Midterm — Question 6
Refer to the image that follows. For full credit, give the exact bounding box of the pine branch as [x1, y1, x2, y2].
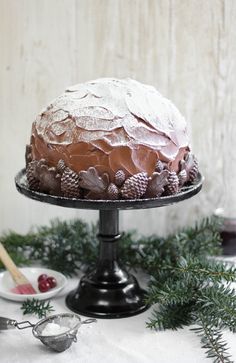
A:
[0, 232, 36, 268]
[176, 216, 223, 257]
[192, 314, 233, 363]
[134, 216, 223, 276]
[21, 299, 54, 319]
[31, 219, 99, 276]
[147, 302, 195, 331]
[146, 277, 197, 306]
[198, 284, 236, 332]
[174, 256, 236, 284]
[145, 254, 236, 311]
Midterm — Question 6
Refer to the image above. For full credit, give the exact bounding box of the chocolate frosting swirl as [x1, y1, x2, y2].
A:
[30, 78, 190, 179]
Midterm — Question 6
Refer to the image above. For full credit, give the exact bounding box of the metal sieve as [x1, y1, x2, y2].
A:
[0, 313, 96, 352]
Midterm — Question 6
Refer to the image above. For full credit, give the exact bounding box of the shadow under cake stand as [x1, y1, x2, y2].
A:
[15, 169, 203, 319]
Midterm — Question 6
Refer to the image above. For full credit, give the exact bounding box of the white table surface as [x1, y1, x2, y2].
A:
[0, 268, 236, 363]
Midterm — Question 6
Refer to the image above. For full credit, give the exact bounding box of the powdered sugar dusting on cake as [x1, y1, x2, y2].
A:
[35, 78, 188, 156]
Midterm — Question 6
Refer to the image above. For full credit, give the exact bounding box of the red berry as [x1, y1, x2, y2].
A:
[38, 280, 51, 293]
[47, 276, 57, 289]
[38, 274, 48, 283]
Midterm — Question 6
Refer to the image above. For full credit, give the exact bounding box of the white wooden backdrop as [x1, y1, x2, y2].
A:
[0, 0, 236, 237]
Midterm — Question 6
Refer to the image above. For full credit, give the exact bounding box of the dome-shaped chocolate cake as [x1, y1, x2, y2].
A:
[25, 78, 199, 200]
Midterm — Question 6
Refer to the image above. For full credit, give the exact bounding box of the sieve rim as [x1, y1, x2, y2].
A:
[32, 313, 81, 339]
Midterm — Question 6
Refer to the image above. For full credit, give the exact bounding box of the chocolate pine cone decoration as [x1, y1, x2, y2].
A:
[25, 153, 199, 199]
[57, 159, 66, 174]
[165, 171, 179, 195]
[114, 170, 126, 187]
[120, 172, 149, 199]
[61, 167, 80, 198]
[189, 159, 199, 182]
[178, 169, 188, 187]
[26, 161, 39, 191]
[107, 183, 119, 200]
[25, 145, 33, 167]
[182, 153, 199, 183]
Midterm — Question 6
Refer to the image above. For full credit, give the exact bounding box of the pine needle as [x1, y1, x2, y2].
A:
[21, 299, 54, 319]
[147, 303, 195, 331]
[192, 314, 233, 363]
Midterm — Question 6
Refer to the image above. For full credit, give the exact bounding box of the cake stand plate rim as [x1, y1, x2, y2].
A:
[15, 168, 203, 211]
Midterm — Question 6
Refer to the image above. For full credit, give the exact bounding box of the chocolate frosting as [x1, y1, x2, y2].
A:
[30, 78, 190, 179]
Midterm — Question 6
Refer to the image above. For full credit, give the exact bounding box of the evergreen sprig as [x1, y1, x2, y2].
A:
[174, 256, 236, 283]
[192, 315, 233, 363]
[31, 219, 98, 276]
[0, 231, 35, 267]
[21, 298, 54, 319]
[198, 285, 236, 332]
[146, 302, 195, 330]
[146, 277, 197, 306]
[1, 215, 235, 362]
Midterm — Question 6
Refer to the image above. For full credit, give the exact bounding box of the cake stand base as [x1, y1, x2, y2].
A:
[66, 275, 148, 319]
[66, 210, 148, 318]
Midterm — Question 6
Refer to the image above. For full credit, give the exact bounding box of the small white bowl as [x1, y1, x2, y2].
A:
[0, 267, 67, 301]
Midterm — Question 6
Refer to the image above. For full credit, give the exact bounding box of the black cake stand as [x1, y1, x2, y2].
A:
[15, 169, 203, 319]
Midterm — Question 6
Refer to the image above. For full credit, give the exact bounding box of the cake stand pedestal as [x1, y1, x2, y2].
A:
[15, 169, 203, 319]
[67, 209, 147, 318]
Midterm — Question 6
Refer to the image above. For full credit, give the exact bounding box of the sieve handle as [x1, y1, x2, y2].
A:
[0, 317, 17, 330]
[81, 318, 97, 324]
[16, 320, 35, 329]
